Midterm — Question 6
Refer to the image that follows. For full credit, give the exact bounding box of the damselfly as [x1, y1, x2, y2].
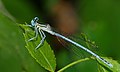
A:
[27, 17, 113, 68]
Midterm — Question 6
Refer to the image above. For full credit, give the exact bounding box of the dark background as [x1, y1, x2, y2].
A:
[0, 0, 120, 72]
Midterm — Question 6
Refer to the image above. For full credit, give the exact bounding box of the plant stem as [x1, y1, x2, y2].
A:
[57, 57, 90, 72]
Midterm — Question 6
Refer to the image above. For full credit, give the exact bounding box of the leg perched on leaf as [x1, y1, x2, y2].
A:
[35, 30, 46, 50]
[28, 26, 38, 41]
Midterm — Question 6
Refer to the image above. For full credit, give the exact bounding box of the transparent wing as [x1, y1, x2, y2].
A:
[56, 32, 98, 59]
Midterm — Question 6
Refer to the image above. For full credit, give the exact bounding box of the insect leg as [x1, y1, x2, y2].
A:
[26, 25, 33, 27]
[35, 30, 46, 50]
[28, 26, 38, 41]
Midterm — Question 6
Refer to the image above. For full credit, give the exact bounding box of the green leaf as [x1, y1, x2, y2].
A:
[0, 12, 47, 72]
[20, 24, 56, 72]
[0, 11, 23, 72]
[97, 57, 120, 72]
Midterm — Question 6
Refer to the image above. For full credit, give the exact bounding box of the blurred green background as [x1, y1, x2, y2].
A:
[0, 0, 120, 72]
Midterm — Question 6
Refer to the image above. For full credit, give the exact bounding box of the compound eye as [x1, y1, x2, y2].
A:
[31, 17, 39, 26]
[34, 17, 39, 22]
